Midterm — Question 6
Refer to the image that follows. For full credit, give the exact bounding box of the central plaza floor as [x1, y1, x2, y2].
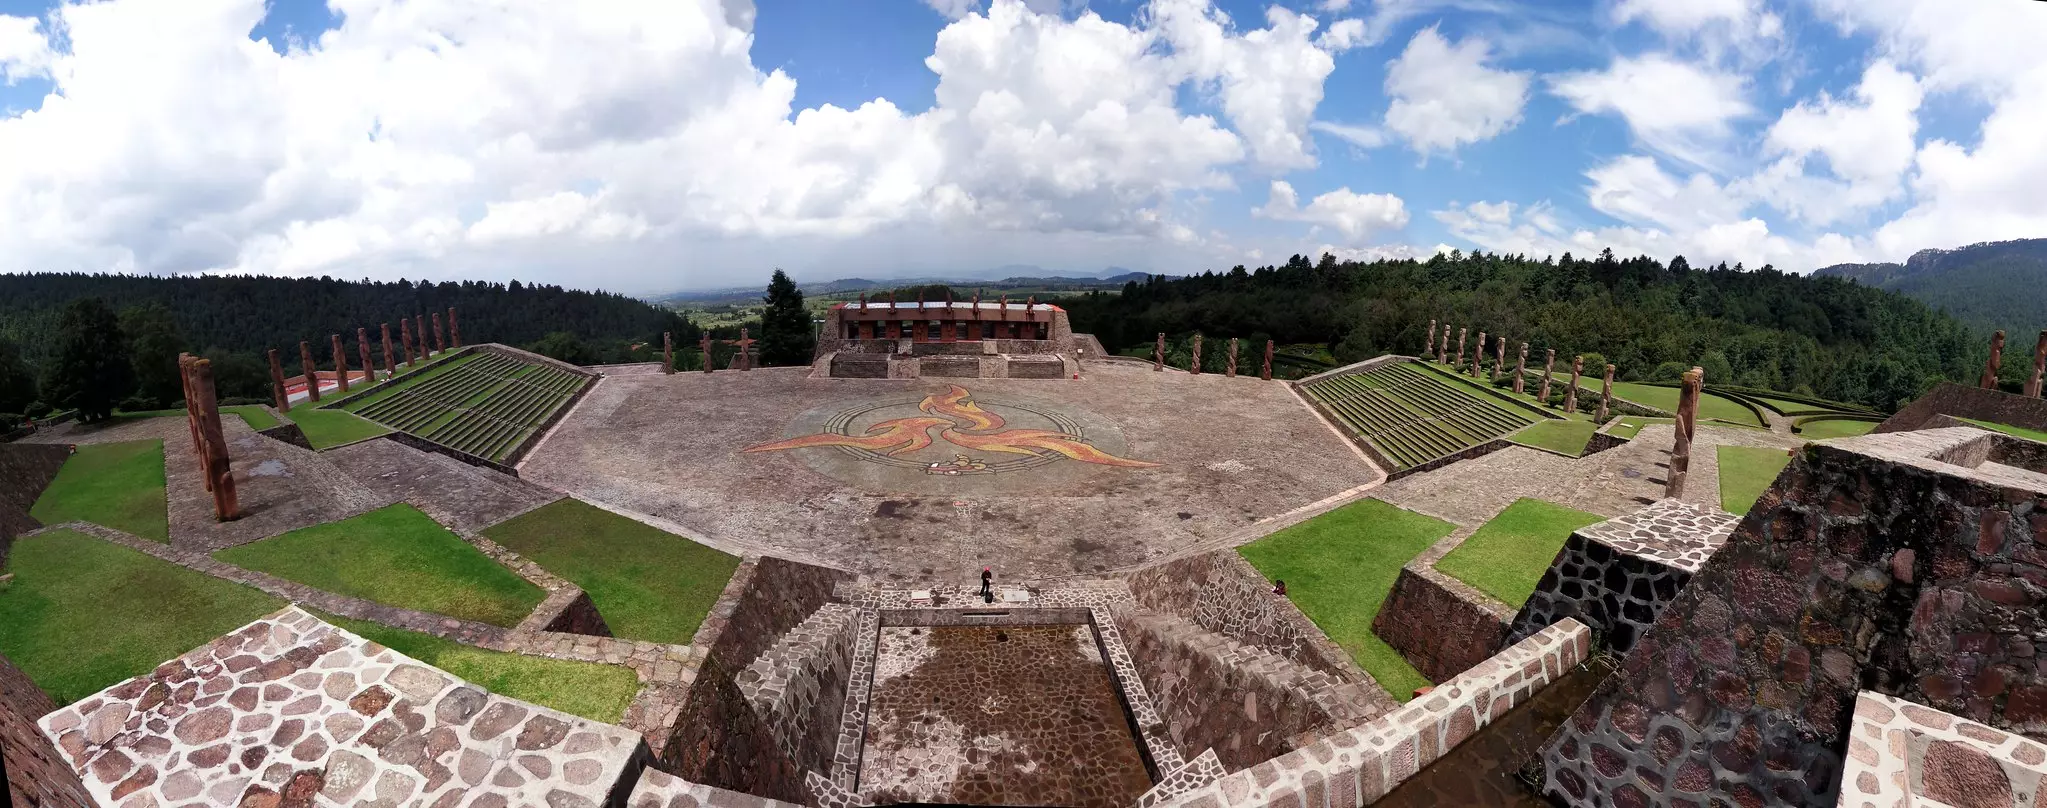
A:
[519, 363, 1382, 584]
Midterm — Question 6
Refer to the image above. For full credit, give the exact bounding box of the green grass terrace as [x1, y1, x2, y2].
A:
[1435, 499, 1605, 608]
[314, 612, 639, 722]
[30, 439, 169, 542]
[1237, 498, 1456, 701]
[483, 498, 741, 645]
[1717, 445, 1795, 516]
[1301, 360, 1541, 470]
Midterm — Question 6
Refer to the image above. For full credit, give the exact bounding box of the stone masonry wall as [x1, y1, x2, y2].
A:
[735, 603, 858, 777]
[1542, 429, 2047, 808]
[1839, 691, 2047, 807]
[1154, 619, 1593, 808]
[1127, 551, 1362, 680]
[1, 653, 94, 808]
[1507, 500, 1740, 655]
[1876, 381, 2047, 435]
[663, 555, 856, 802]
[1373, 563, 1513, 683]
[1113, 607, 1389, 772]
[0, 443, 69, 561]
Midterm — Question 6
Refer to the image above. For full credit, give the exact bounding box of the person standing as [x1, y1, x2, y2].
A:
[980, 568, 994, 603]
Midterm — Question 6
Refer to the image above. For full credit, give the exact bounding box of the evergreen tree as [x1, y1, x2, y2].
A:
[122, 302, 187, 408]
[530, 332, 597, 365]
[0, 337, 36, 414]
[758, 269, 815, 366]
[43, 298, 134, 422]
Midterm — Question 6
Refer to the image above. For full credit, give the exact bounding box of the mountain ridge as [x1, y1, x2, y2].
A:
[1814, 238, 2047, 331]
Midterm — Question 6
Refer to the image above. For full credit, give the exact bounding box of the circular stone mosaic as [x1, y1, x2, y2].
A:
[741, 385, 1155, 491]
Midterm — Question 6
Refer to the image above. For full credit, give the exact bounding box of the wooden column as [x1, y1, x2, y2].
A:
[331, 334, 350, 394]
[1227, 338, 1239, 378]
[1154, 333, 1165, 372]
[729, 328, 756, 371]
[1494, 338, 1508, 380]
[663, 332, 674, 375]
[1262, 340, 1275, 381]
[1473, 333, 1487, 378]
[400, 318, 416, 367]
[356, 328, 375, 385]
[1597, 364, 1615, 421]
[448, 307, 461, 347]
[183, 356, 239, 521]
[381, 323, 396, 376]
[1983, 330, 2006, 388]
[1190, 334, 1203, 375]
[700, 334, 715, 374]
[1666, 367, 1703, 499]
[1513, 343, 1528, 394]
[178, 352, 206, 487]
[1437, 324, 1450, 364]
[299, 341, 321, 403]
[1424, 319, 1437, 356]
[416, 315, 430, 359]
[1538, 349, 1556, 404]
[1563, 355, 1583, 414]
[432, 313, 446, 353]
[1455, 328, 1467, 368]
[267, 348, 290, 413]
[2029, 331, 2047, 398]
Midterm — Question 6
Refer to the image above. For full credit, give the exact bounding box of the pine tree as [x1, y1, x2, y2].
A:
[122, 302, 186, 408]
[0, 337, 36, 414]
[43, 298, 135, 422]
[758, 269, 814, 366]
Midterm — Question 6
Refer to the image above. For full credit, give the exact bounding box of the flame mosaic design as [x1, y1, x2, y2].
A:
[743, 385, 1160, 469]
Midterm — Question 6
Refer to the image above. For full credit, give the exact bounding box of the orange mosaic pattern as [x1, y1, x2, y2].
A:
[742, 385, 1159, 470]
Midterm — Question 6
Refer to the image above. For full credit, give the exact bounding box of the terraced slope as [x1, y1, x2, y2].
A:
[348, 350, 591, 461]
[1303, 361, 1540, 470]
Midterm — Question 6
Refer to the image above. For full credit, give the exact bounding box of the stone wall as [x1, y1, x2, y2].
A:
[0, 443, 69, 561]
[1839, 691, 2047, 807]
[736, 603, 858, 777]
[1506, 499, 1740, 654]
[1112, 608, 1390, 771]
[828, 354, 890, 378]
[1154, 619, 1593, 808]
[1542, 428, 2047, 808]
[255, 422, 314, 451]
[1, 653, 94, 808]
[663, 555, 855, 802]
[1877, 381, 2047, 434]
[1372, 563, 1513, 683]
[1584, 430, 1631, 456]
[920, 355, 981, 377]
[380, 430, 521, 476]
[1126, 551, 1363, 680]
[535, 589, 613, 637]
[1006, 355, 1068, 379]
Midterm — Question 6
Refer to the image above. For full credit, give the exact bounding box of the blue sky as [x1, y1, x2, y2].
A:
[0, 0, 2041, 292]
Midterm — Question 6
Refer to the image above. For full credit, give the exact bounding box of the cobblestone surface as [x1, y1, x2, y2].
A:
[1840, 691, 2047, 808]
[38, 606, 647, 808]
[327, 438, 562, 533]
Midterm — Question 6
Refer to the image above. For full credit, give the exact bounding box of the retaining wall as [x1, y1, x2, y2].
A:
[1372, 557, 1513, 683]
[255, 422, 314, 450]
[0, 443, 70, 561]
[1, 653, 94, 808]
[1877, 380, 2047, 435]
[736, 603, 859, 777]
[1126, 551, 1364, 680]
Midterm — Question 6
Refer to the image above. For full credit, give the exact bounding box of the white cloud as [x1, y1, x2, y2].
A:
[0, 14, 54, 83]
[1435, 198, 1870, 270]
[922, 0, 1062, 21]
[0, 0, 1374, 290]
[1308, 120, 1386, 149]
[1549, 53, 1750, 169]
[1254, 180, 1409, 243]
[1315, 18, 1365, 51]
[1382, 26, 1529, 156]
[1611, 0, 1781, 60]
[1742, 60, 1923, 225]
[1584, 155, 1747, 232]
[1810, 0, 2044, 96]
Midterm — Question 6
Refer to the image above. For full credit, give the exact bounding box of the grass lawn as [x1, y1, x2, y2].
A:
[215, 503, 544, 627]
[1606, 416, 1673, 440]
[483, 498, 740, 645]
[1959, 418, 2047, 443]
[1608, 382, 1765, 427]
[339, 352, 481, 413]
[113, 405, 279, 431]
[1717, 445, 1794, 515]
[30, 439, 169, 542]
[1423, 362, 1593, 421]
[0, 529, 284, 704]
[288, 406, 391, 448]
[1796, 418, 1879, 440]
[1511, 419, 1598, 455]
[1436, 499, 1605, 609]
[1236, 498, 1455, 701]
[313, 612, 639, 723]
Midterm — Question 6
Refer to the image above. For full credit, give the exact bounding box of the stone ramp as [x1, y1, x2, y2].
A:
[1115, 607, 1394, 770]
[735, 602, 860, 777]
[326, 437, 562, 533]
[165, 415, 388, 552]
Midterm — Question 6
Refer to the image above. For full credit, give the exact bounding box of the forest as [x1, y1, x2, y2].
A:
[1057, 249, 1984, 411]
[0, 273, 702, 416]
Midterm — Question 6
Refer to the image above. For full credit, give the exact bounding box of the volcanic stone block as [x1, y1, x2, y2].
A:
[1542, 428, 2047, 808]
[1506, 499, 1740, 655]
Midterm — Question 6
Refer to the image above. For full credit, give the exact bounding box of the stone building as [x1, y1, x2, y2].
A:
[813, 299, 1086, 379]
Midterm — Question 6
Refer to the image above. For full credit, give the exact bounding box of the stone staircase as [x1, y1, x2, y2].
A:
[1118, 608, 1393, 758]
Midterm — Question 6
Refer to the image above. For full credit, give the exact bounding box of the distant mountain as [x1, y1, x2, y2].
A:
[1815, 238, 2047, 332]
[657, 268, 1172, 305]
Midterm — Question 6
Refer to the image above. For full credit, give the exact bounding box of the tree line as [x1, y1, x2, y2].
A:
[1055, 249, 1981, 411]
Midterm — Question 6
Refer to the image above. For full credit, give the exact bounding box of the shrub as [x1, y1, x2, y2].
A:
[0, 412, 20, 431]
[220, 397, 265, 406]
[118, 395, 159, 412]
[24, 401, 50, 418]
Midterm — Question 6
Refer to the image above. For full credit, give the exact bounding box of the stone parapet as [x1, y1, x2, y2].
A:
[1875, 380, 2047, 434]
[1152, 619, 1593, 808]
[1506, 499, 1740, 654]
[628, 767, 811, 808]
[1127, 551, 1368, 682]
[1543, 428, 2047, 808]
[1838, 691, 2047, 807]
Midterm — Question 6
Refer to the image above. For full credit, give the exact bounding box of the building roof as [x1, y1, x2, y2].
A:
[38, 606, 644, 808]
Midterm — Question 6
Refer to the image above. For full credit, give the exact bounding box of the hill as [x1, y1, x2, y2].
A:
[1057, 250, 1980, 411]
[1814, 238, 2047, 332]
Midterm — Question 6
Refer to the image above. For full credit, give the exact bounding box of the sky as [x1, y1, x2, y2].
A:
[0, 0, 2042, 295]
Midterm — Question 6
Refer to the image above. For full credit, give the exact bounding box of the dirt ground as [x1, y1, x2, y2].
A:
[518, 363, 1382, 586]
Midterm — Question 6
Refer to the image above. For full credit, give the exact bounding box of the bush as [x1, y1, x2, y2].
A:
[220, 397, 266, 406]
[118, 395, 160, 412]
[0, 412, 20, 431]
[1652, 362, 1688, 382]
[24, 401, 51, 418]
